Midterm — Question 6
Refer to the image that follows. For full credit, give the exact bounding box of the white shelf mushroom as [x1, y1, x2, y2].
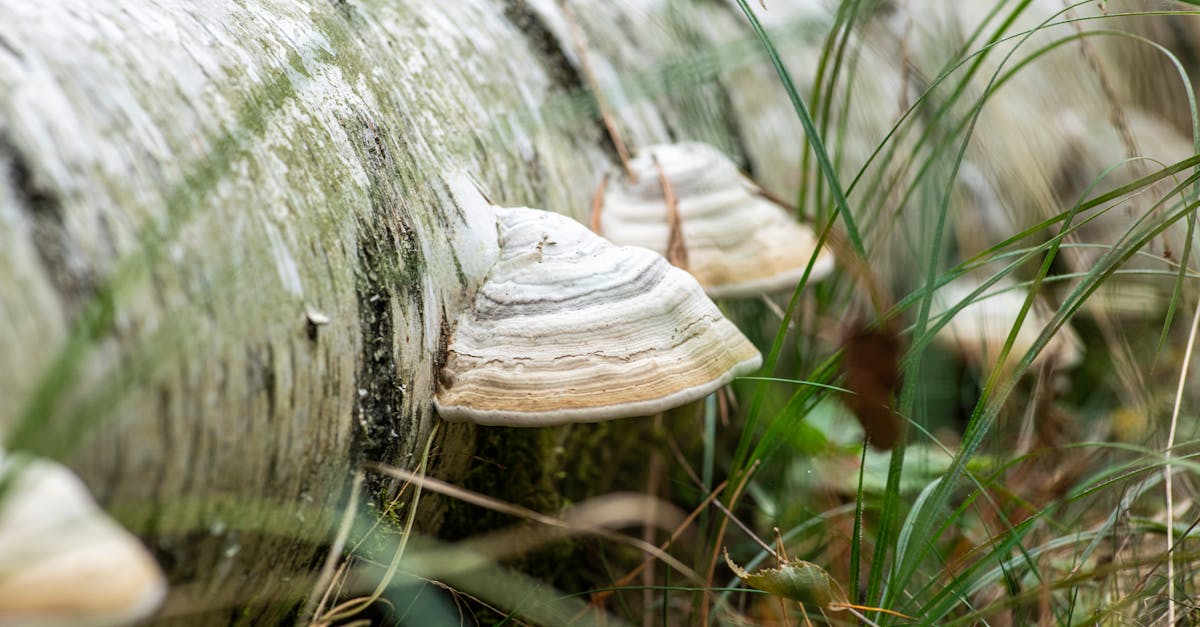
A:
[0, 455, 166, 627]
[435, 205, 762, 426]
[931, 276, 1083, 373]
[594, 142, 835, 298]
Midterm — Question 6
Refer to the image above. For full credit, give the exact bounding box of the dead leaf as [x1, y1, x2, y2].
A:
[842, 320, 906, 450]
[723, 549, 847, 608]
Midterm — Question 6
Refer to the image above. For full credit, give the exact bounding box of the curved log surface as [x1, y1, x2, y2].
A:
[0, 0, 827, 622]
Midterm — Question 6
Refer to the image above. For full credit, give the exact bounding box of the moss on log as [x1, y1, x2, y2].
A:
[0, 0, 827, 622]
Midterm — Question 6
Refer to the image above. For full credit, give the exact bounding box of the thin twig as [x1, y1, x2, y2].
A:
[820, 224, 891, 320]
[775, 528, 792, 627]
[1060, 2, 1139, 163]
[700, 459, 761, 627]
[799, 603, 814, 627]
[840, 605, 882, 627]
[303, 471, 364, 623]
[642, 417, 665, 627]
[319, 425, 439, 623]
[1164, 294, 1200, 625]
[830, 602, 912, 621]
[897, 0, 913, 116]
[581, 478, 730, 616]
[713, 500, 778, 559]
[590, 173, 610, 234]
[559, 0, 637, 181]
[654, 154, 690, 269]
[364, 462, 701, 585]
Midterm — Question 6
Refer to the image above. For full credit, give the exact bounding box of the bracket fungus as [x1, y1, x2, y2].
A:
[593, 142, 835, 298]
[932, 276, 1083, 373]
[435, 204, 762, 426]
[0, 455, 166, 627]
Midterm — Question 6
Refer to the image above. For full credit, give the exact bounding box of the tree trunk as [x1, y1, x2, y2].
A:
[0, 0, 824, 623]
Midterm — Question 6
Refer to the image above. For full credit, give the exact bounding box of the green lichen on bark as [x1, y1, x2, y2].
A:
[0, 1, 824, 622]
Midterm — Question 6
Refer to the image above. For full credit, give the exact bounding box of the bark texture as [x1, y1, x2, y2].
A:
[0, 0, 829, 622]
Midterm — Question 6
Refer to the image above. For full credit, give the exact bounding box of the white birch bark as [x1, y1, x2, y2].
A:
[0, 0, 828, 622]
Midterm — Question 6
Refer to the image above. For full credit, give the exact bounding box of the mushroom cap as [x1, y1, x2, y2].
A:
[932, 277, 1083, 372]
[0, 456, 166, 627]
[598, 142, 834, 298]
[435, 206, 762, 426]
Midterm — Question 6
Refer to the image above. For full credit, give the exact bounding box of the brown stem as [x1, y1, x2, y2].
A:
[700, 459, 760, 627]
[559, 0, 637, 182]
[654, 155, 690, 270]
[828, 602, 914, 620]
[798, 603, 815, 627]
[753, 184, 889, 320]
[590, 173, 609, 235]
[576, 478, 730, 620]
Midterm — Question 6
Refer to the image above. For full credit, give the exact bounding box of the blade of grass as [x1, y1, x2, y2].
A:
[732, 0, 864, 256]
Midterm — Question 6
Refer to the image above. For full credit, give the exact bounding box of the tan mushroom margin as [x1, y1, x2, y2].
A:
[596, 142, 834, 299]
[931, 276, 1083, 374]
[435, 197, 762, 427]
[0, 455, 167, 627]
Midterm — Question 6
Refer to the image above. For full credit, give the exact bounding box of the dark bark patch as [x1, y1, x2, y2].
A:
[343, 113, 425, 467]
[1, 137, 98, 315]
[350, 250, 401, 462]
[500, 1, 628, 167]
[501, 0, 585, 92]
[325, 0, 362, 31]
[0, 34, 22, 61]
